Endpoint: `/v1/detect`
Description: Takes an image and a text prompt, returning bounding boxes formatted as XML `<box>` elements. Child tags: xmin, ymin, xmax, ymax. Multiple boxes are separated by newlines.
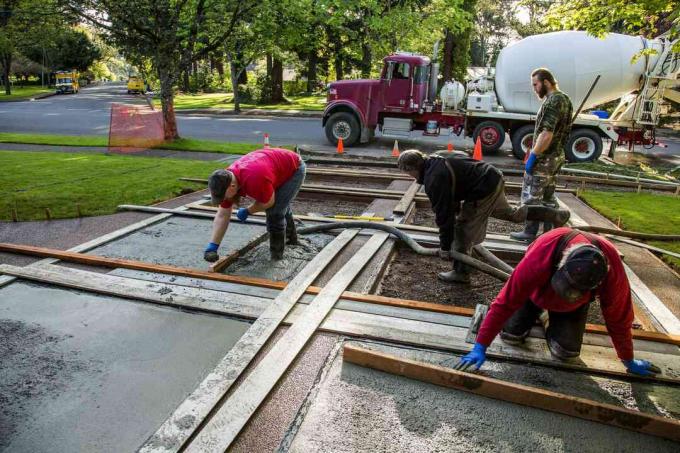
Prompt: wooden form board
<box><xmin>2</xmin><ymin>263</ymin><xmax>679</xmax><ymax>386</ymax></box>
<box><xmin>1</xmin><ymin>242</ymin><xmax>678</xmax><ymax>347</ymax></box>
<box><xmin>209</xmin><ymin>230</ymin><xmax>269</xmax><ymax>273</ymax></box>
<box><xmin>342</xmin><ymin>344</ymin><xmax>680</xmax><ymax>443</ymax></box>
<box><xmin>0</xmin><ymin>208</ymin><xmax>183</xmax><ymax>290</ymax></box>
<box><xmin>393</xmin><ymin>181</ymin><xmax>421</xmax><ymax>215</ymax></box>
<box><xmin>139</xmin><ymin>228</ymin><xmax>359</xmax><ymax>452</ymax></box>
<box><xmin>184</xmin><ymin>232</ymin><xmax>390</xmax><ymax>452</ymax></box>
<box><xmin>558</xmin><ymin>195</ymin><xmax>680</xmax><ymax>335</ymax></box>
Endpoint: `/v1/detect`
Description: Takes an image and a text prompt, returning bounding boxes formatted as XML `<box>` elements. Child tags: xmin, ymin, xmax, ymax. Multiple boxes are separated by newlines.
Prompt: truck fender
<box><xmin>323</xmin><ymin>101</ymin><xmax>365</xmax><ymax>128</ymax></box>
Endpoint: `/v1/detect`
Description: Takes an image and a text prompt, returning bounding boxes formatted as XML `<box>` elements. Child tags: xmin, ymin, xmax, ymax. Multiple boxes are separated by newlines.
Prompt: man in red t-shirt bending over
<box><xmin>455</xmin><ymin>227</ymin><xmax>661</xmax><ymax>377</ymax></box>
<box><xmin>204</xmin><ymin>148</ymin><xmax>306</xmax><ymax>261</ymax></box>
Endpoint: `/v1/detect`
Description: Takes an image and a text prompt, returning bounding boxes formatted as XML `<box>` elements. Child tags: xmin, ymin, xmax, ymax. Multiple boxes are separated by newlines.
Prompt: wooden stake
<box><xmin>342</xmin><ymin>344</ymin><xmax>680</xmax><ymax>443</ymax></box>
<box><xmin>11</xmin><ymin>208</ymin><xmax>18</xmax><ymax>222</ymax></box>
<box><xmin>44</xmin><ymin>208</ymin><xmax>51</xmax><ymax>221</ymax></box>
<box><xmin>76</xmin><ymin>203</ymin><xmax>82</xmax><ymax>217</ymax></box>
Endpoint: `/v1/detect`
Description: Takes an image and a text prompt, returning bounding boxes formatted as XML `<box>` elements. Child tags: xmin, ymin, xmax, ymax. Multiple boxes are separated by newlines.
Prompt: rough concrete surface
<box><xmin>0</xmin><ymin>281</ymin><xmax>250</xmax><ymax>453</ymax></box>
<box><xmin>91</xmin><ymin>216</ymin><xmax>265</xmax><ymax>269</ymax></box>
<box><xmin>285</xmin><ymin>340</ymin><xmax>680</xmax><ymax>453</ymax></box>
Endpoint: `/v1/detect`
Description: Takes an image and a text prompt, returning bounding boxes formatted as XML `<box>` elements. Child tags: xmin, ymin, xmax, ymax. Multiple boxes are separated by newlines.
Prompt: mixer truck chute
<box><xmin>322</xmin><ymin>31</ymin><xmax>679</xmax><ymax>162</ymax></box>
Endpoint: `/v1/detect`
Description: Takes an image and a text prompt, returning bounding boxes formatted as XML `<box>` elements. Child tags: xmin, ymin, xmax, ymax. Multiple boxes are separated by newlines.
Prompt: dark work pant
<box><xmin>502</xmin><ymin>299</ymin><xmax>590</xmax><ymax>356</ymax></box>
<box><xmin>265</xmin><ymin>160</ymin><xmax>306</xmax><ymax>233</ymax></box>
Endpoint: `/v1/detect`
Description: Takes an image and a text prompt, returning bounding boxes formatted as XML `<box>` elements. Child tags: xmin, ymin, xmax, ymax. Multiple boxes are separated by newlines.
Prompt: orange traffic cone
<box><xmin>263</xmin><ymin>133</ymin><xmax>270</xmax><ymax>149</ymax></box>
<box><xmin>337</xmin><ymin>137</ymin><xmax>344</xmax><ymax>154</ymax></box>
<box><xmin>391</xmin><ymin>140</ymin><xmax>400</xmax><ymax>157</ymax></box>
<box><xmin>447</xmin><ymin>138</ymin><xmax>454</xmax><ymax>152</ymax></box>
<box><xmin>472</xmin><ymin>137</ymin><xmax>483</xmax><ymax>161</ymax></box>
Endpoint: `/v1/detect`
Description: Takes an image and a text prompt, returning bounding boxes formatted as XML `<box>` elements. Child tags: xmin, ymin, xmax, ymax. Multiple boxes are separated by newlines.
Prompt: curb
<box><xmin>0</xmin><ymin>91</ymin><xmax>56</xmax><ymax>102</ymax></box>
<box><xmin>175</xmin><ymin>108</ymin><xmax>323</xmax><ymax>119</ymax></box>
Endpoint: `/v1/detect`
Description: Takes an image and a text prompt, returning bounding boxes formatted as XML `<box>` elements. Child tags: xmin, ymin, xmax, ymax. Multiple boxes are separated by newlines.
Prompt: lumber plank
<box><xmin>0</xmin><ymin>209</ymin><xmax>181</xmax><ymax>289</ymax></box>
<box><xmin>139</xmin><ymin>229</ymin><xmax>359</xmax><ymax>452</ymax></box>
<box><xmin>2</xmin><ymin>263</ymin><xmax>679</xmax><ymax>384</ymax></box>
<box><xmin>208</xmin><ymin>231</ymin><xmax>269</xmax><ymax>273</ymax></box>
<box><xmin>184</xmin><ymin>232</ymin><xmax>390</xmax><ymax>452</ymax></box>
<box><xmin>1</xmin><ymin>242</ymin><xmax>678</xmax><ymax>347</ymax></box>
<box><xmin>393</xmin><ymin>181</ymin><xmax>421</xmax><ymax>215</ymax></box>
<box><xmin>342</xmin><ymin>344</ymin><xmax>680</xmax><ymax>443</ymax></box>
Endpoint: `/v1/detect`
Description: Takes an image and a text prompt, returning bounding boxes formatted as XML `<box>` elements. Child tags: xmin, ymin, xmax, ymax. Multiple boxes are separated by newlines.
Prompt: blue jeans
<box><xmin>265</xmin><ymin>159</ymin><xmax>306</xmax><ymax>233</ymax></box>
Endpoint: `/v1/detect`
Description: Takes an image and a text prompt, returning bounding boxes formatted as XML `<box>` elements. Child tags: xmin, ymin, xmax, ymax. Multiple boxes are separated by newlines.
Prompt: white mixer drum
<box><xmin>494</xmin><ymin>31</ymin><xmax>663</xmax><ymax>114</ymax></box>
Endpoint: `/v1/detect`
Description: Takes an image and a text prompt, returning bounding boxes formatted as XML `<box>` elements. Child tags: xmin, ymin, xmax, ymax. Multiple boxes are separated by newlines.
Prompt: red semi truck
<box><xmin>322</xmin><ymin>31</ymin><xmax>679</xmax><ymax>162</ymax></box>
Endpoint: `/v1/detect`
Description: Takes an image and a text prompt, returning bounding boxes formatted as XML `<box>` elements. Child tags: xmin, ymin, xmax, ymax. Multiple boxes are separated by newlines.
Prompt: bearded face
<box><xmin>532</xmin><ymin>76</ymin><xmax>548</xmax><ymax>99</ymax></box>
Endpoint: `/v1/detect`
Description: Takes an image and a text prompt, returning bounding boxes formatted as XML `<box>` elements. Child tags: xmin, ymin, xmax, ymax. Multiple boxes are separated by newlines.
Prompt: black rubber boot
<box><xmin>269</xmin><ymin>231</ymin><xmax>286</xmax><ymax>260</ymax></box>
<box><xmin>526</xmin><ymin>205</ymin><xmax>571</xmax><ymax>227</ymax></box>
<box><xmin>285</xmin><ymin>212</ymin><xmax>299</xmax><ymax>245</ymax></box>
<box><xmin>509</xmin><ymin>220</ymin><xmax>540</xmax><ymax>242</ymax></box>
<box><xmin>438</xmin><ymin>260</ymin><xmax>471</xmax><ymax>284</ymax></box>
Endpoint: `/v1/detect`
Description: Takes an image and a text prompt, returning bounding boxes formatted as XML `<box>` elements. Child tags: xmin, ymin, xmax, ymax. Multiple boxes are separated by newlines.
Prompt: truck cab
<box><xmin>323</xmin><ymin>54</ymin><xmax>460</xmax><ymax>146</ymax></box>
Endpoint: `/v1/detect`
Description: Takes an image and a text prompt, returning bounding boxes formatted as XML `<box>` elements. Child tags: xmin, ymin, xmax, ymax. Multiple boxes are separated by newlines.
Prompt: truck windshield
<box><xmin>58</xmin><ymin>78</ymin><xmax>72</xmax><ymax>83</ymax></box>
<box><xmin>413</xmin><ymin>65</ymin><xmax>429</xmax><ymax>84</ymax></box>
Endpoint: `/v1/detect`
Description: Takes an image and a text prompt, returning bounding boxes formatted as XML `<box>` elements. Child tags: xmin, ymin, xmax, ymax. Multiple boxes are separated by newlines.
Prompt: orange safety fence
<box><xmin>108</xmin><ymin>103</ymin><xmax>165</xmax><ymax>153</ymax></box>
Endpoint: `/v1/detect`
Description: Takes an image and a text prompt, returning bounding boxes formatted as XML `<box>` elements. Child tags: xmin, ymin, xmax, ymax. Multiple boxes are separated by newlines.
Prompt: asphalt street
<box><xmin>0</xmin><ymin>82</ymin><xmax>678</xmax><ymax>163</ymax></box>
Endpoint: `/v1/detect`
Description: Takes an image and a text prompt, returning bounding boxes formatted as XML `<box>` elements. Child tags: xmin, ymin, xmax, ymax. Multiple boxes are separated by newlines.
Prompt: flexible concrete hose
<box><xmin>298</xmin><ymin>222</ymin><xmax>510</xmax><ymax>282</ymax></box>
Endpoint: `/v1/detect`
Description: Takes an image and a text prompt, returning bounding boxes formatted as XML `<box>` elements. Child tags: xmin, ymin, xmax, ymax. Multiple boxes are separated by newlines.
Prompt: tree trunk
<box><xmin>181</xmin><ymin>70</ymin><xmax>190</xmax><ymax>92</ymax></box>
<box><xmin>2</xmin><ymin>52</ymin><xmax>12</xmax><ymax>95</ymax></box>
<box><xmin>214</xmin><ymin>58</ymin><xmax>224</xmax><ymax>79</ymax></box>
<box><xmin>271</xmin><ymin>57</ymin><xmax>284</xmax><ymax>103</ymax></box>
<box><xmin>237</xmin><ymin>65</ymin><xmax>247</xmax><ymax>84</ymax></box>
<box><xmin>306</xmin><ymin>49</ymin><xmax>318</xmax><ymax>93</ymax></box>
<box><xmin>229</xmin><ymin>59</ymin><xmax>241</xmax><ymax>112</ymax></box>
<box><xmin>334</xmin><ymin>52</ymin><xmax>343</xmax><ymax>80</ymax></box>
<box><xmin>266</xmin><ymin>53</ymin><xmax>273</xmax><ymax>74</ymax></box>
<box><xmin>442</xmin><ymin>29</ymin><xmax>454</xmax><ymax>87</ymax></box>
<box><xmin>360</xmin><ymin>41</ymin><xmax>371</xmax><ymax>78</ymax></box>
<box><xmin>158</xmin><ymin>65</ymin><xmax>179</xmax><ymax>140</ymax></box>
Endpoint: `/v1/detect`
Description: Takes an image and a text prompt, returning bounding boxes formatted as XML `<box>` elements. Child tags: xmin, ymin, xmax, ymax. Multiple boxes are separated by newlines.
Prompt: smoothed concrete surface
<box><xmin>0</xmin><ymin>281</ymin><xmax>250</xmax><ymax>453</ymax></box>
<box><xmin>285</xmin><ymin>340</ymin><xmax>679</xmax><ymax>452</ymax></box>
<box><xmin>91</xmin><ymin>216</ymin><xmax>265</xmax><ymax>269</ymax></box>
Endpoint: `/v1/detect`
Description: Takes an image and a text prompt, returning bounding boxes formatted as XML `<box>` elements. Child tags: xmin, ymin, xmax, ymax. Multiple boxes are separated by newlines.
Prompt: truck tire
<box><xmin>565</xmin><ymin>128</ymin><xmax>603</xmax><ymax>163</ymax></box>
<box><xmin>325</xmin><ymin>112</ymin><xmax>360</xmax><ymax>146</ymax></box>
<box><xmin>511</xmin><ymin>124</ymin><xmax>535</xmax><ymax>161</ymax></box>
<box><xmin>472</xmin><ymin>121</ymin><xmax>505</xmax><ymax>154</ymax></box>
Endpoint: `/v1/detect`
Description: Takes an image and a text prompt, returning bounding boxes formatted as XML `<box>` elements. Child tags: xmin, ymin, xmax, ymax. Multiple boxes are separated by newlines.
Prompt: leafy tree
<box><xmin>546</xmin><ymin>0</ymin><xmax>679</xmax><ymax>51</ymax></box>
<box><xmin>511</xmin><ymin>0</ymin><xmax>552</xmax><ymax>38</ymax></box>
<box><xmin>470</xmin><ymin>0</ymin><xmax>514</xmax><ymax>66</ymax></box>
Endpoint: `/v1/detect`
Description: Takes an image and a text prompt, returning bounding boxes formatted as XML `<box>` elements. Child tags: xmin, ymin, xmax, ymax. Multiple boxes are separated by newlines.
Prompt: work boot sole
<box><xmin>509</xmin><ymin>232</ymin><xmax>536</xmax><ymax>242</ymax></box>
<box><xmin>437</xmin><ymin>271</ymin><xmax>471</xmax><ymax>284</ymax></box>
<box><xmin>547</xmin><ymin>338</ymin><xmax>579</xmax><ymax>361</ymax></box>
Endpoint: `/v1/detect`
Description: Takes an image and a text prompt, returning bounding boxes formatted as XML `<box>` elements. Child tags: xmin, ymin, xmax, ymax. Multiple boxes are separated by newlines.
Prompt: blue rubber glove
<box><xmin>623</xmin><ymin>359</ymin><xmax>661</xmax><ymax>376</ymax></box>
<box><xmin>236</xmin><ymin>207</ymin><xmax>249</xmax><ymax>222</ymax></box>
<box><xmin>454</xmin><ymin>342</ymin><xmax>487</xmax><ymax>371</ymax></box>
<box><xmin>204</xmin><ymin>242</ymin><xmax>219</xmax><ymax>262</ymax></box>
<box><xmin>525</xmin><ymin>152</ymin><xmax>538</xmax><ymax>175</ymax></box>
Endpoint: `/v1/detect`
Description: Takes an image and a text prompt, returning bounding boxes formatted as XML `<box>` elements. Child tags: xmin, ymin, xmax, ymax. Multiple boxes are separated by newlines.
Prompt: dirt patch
<box><xmin>292</xmin><ymin>195</ymin><xmax>369</xmax><ymax>217</ymax></box>
<box><xmin>0</xmin><ymin>319</ymin><xmax>94</xmax><ymax>448</ymax></box>
<box><xmin>378</xmin><ymin>245</ymin><xmax>503</xmax><ymax>307</ymax></box>
<box><xmin>305</xmin><ymin>175</ymin><xmax>390</xmax><ymax>190</ymax></box>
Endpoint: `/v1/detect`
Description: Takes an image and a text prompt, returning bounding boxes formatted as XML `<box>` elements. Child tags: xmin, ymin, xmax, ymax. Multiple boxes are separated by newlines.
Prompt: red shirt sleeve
<box><xmin>475</xmin><ymin>234</ymin><xmax>557</xmax><ymax>346</ymax></box>
<box><xmin>597</xmin><ymin>241</ymin><xmax>634</xmax><ymax>360</ymax></box>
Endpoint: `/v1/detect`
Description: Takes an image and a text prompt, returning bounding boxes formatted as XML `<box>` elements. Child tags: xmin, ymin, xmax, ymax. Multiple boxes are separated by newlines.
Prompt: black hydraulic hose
<box><xmin>298</xmin><ymin>222</ymin><xmax>510</xmax><ymax>282</ymax></box>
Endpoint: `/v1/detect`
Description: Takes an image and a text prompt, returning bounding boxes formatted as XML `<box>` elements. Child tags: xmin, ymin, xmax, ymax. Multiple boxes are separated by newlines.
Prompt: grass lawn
<box><xmin>0</xmin><ymin>150</ymin><xmax>222</xmax><ymax>222</ymax></box>
<box><xmin>579</xmin><ymin>190</ymin><xmax>680</xmax><ymax>269</ymax></box>
<box><xmin>565</xmin><ymin>161</ymin><xmax>678</xmax><ymax>183</ymax></box>
<box><xmin>0</xmin><ymin>132</ymin><xmax>283</xmax><ymax>155</ymax></box>
<box><xmin>0</xmin><ymin>86</ymin><xmax>53</xmax><ymax>101</ymax></box>
<box><xmin>159</xmin><ymin>92</ymin><xmax>326</xmax><ymax>111</ymax></box>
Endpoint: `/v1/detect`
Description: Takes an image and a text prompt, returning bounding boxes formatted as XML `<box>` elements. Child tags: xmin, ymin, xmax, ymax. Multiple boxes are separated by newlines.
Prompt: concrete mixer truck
<box><xmin>322</xmin><ymin>31</ymin><xmax>679</xmax><ymax>162</ymax></box>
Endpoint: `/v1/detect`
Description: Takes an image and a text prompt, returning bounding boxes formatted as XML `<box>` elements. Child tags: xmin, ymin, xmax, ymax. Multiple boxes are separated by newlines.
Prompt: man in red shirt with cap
<box><xmin>203</xmin><ymin>147</ymin><xmax>306</xmax><ymax>261</ymax></box>
<box><xmin>455</xmin><ymin>227</ymin><xmax>661</xmax><ymax>377</ymax></box>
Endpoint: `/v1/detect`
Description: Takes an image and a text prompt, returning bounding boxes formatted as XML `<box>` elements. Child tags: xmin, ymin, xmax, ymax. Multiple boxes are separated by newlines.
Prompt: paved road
<box><xmin>0</xmin><ymin>83</ymin><xmax>677</xmax><ymax>162</ymax></box>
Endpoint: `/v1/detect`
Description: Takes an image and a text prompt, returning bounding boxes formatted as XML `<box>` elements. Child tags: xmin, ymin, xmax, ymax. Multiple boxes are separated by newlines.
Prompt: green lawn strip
<box><xmin>0</xmin><ymin>150</ymin><xmax>222</xmax><ymax>221</ymax></box>
<box><xmin>0</xmin><ymin>86</ymin><xmax>53</xmax><ymax>101</ymax></box>
<box><xmin>579</xmin><ymin>190</ymin><xmax>680</xmax><ymax>269</ymax></box>
<box><xmin>156</xmin><ymin>92</ymin><xmax>326</xmax><ymax>111</ymax></box>
<box><xmin>565</xmin><ymin>162</ymin><xmax>678</xmax><ymax>183</ymax></box>
<box><xmin>0</xmin><ymin>133</ymin><xmax>283</xmax><ymax>155</ymax></box>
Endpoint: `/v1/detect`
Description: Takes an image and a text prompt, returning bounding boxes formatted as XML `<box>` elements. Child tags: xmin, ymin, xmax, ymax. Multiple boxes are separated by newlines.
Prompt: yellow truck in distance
<box><xmin>127</xmin><ymin>76</ymin><xmax>145</xmax><ymax>94</ymax></box>
<box><xmin>55</xmin><ymin>71</ymin><xmax>79</xmax><ymax>94</ymax></box>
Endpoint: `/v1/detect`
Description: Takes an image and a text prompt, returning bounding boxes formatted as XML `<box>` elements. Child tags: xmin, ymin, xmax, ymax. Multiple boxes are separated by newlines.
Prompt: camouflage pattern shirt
<box><xmin>534</xmin><ymin>90</ymin><xmax>573</xmax><ymax>157</ymax></box>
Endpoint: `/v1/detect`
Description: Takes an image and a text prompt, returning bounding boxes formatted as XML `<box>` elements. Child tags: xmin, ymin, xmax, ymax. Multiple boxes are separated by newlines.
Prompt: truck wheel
<box><xmin>325</xmin><ymin>112</ymin><xmax>360</xmax><ymax>146</ymax></box>
<box><xmin>511</xmin><ymin>125</ymin><xmax>535</xmax><ymax>161</ymax></box>
<box><xmin>565</xmin><ymin>128</ymin><xmax>603</xmax><ymax>163</ymax></box>
<box><xmin>472</xmin><ymin>121</ymin><xmax>505</xmax><ymax>154</ymax></box>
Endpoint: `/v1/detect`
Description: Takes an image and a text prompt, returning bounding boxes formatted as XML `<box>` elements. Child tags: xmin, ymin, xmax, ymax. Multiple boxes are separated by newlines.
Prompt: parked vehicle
<box><xmin>323</xmin><ymin>31</ymin><xmax>679</xmax><ymax>162</ymax></box>
<box><xmin>127</xmin><ymin>76</ymin><xmax>145</xmax><ymax>94</ymax></box>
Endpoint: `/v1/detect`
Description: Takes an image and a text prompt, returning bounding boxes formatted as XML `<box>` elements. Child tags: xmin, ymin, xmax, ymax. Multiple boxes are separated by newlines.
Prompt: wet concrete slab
<box><xmin>90</xmin><ymin>216</ymin><xmax>265</xmax><ymax>269</ymax></box>
<box><xmin>0</xmin><ymin>281</ymin><xmax>250</xmax><ymax>453</ymax></box>
<box><xmin>284</xmin><ymin>340</ymin><xmax>680</xmax><ymax>452</ymax></box>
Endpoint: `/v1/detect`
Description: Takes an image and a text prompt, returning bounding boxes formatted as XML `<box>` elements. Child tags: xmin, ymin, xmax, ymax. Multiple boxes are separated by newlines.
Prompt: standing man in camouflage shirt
<box><xmin>511</xmin><ymin>68</ymin><xmax>574</xmax><ymax>242</ymax></box>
